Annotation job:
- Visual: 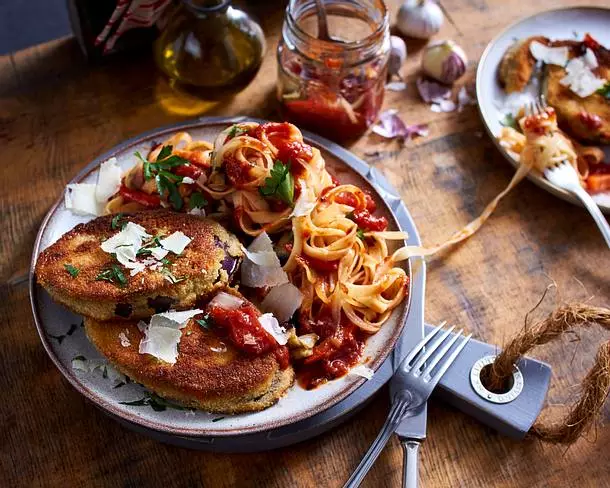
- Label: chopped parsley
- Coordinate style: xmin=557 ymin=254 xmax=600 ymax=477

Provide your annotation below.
xmin=136 ymin=145 xmax=191 ymax=210
xmin=111 ymin=212 xmax=126 ymax=230
xmin=189 ymin=191 xmax=208 ymax=210
xmin=597 ymin=81 xmax=610 ymax=99
xmin=196 ymin=315 xmax=212 ymax=330
xmin=95 ymin=264 xmax=127 ymax=287
xmin=49 ymin=322 xmax=79 ymax=344
xmin=227 ymin=125 xmax=247 ymax=139
xmin=356 ymin=229 xmax=366 ymax=240
xmin=63 ymin=264 xmax=80 ymax=278
xmin=259 ymin=160 xmax=294 ymax=205
xmin=500 ymin=113 xmax=518 ymax=130
xmin=120 ymin=391 xmax=193 ymax=412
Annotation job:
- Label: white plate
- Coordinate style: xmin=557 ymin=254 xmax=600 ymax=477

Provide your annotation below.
xmin=29 ymin=117 xmax=417 ymax=437
xmin=476 ymin=6 xmax=610 ymax=213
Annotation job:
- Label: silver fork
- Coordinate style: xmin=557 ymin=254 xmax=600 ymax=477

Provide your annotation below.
xmin=343 ymin=323 xmax=471 ymax=488
xmin=527 ymin=96 xmax=610 ymax=248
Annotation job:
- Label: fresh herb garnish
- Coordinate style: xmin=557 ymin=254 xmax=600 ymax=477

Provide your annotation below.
xmin=259 ymin=160 xmax=294 ymax=205
xmin=120 ymin=392 xmax=192 ymax=411
xmin=136 ymin=248 xmax=152 ymax=257
xmin=136 ymin=145 xmax=190 ymax=210
xmin=96 ymin=264 xmax=127 ymax=287
xmin=597 ymin=81 xmax=610 ymax=99
xmin=500 ymin=113 xmax=518 ymax=130
xmin=226 ymin=125 xmax=247 ymax=139
xmin=189 ymin=191 xmax=208 ymax=210
xmin=196 ymin=315 xmax=212 ymax=330
xmin=49 ymin=323 xmax=79 ymax=344
xmin=356 ymin=229 xmax=366 ymax=240
xmin=111 ymin=213 xmax=126 ymax=230
xmin=64 ymin=264 xmax=80 ymax=278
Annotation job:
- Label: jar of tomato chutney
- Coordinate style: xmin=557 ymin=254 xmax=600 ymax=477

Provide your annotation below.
xmin=277 ymin=0 xmax=390 ymax=141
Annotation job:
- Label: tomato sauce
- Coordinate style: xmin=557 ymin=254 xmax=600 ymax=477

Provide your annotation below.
xmin=351 ymin=209 xmax=388 ymax=231
xmin=224 ymin=155 xmax=252 ymax=187
xmin=301 ymin=254 xmax=339 ymax=273
xmin=174 ymin=164 xmax=203 ymax=180
xmin=276 ymin=140 xmax=313 ymax=165
xmin=296 ymin=314 xmax=366 ymax=390
xmin=119 ymin=185 xmax=161 ymax=208
xmin=207 ymin=303 xmax=290 ymax=369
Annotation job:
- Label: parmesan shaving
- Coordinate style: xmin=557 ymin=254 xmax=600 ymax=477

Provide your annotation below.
xmin=560 ymin=54 xmax=606 ymax=98
xmin=290 ymin=182 xmax=317 ymax=218
xmin=261 ymin=282 xmax=303 ymax=323
xmin=119 ymin=331 xmax=131 ymax=347
xmin=208 ymin=292 xmax=244 ymax=310
xmin=258 ymin=313 xmax=290 ymax=345
xmin=529 ymin=41 xmax=569 ymax=66
xmin=95 ymin=157 xmax=122 ymax=203
xmin=349 ymin=364 xmax=375 ymax=380
xmin=65 ymin=184 xmax=102 ymax=216
xmin=240 ymin=232 xmax=289 ymax=287
xmin=138 ymin=309 xmax=203 ymax=364
xmin=159 ymin=231 xmax=191 ymax=255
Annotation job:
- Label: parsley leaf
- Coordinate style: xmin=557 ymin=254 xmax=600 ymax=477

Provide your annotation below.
xmin=356 ymin=229 xmax=366 ymax=240
xmin=500 ymin=113 xmax=518 ymax=130
xmin=135 ymin=145 xmax=191 ymax=210
xmin=597 ymin=81 xmax=610 ymax=99
xmin=196 ymin=315 xmax=212 ymax=330
xmin=95 ymin=264 xmax=127 ymax=287
xmin=189 ymin=192 xmax=208 ymax=210
xmin=111 ymin=213 xmax=126 ymax=230
xmin=227 ymin=125 xmax=247 ymax=140
xmin=259 ymin=160 xmax=294 ymax=205
xmin=64 ymin=264 xmax=80 ymax=278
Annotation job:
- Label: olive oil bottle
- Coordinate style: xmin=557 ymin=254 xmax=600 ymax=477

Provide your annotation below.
xmin=154 ymin=0 xmax=265 ymax=99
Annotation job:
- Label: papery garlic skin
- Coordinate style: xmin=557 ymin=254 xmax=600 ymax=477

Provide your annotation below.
xmin=396 ymin=0 xmax=444 ymax=40
xmin=421 ymin=40 xmax=467 ymax=84
xmin=388 ymin=36 xmax=408 ymax=79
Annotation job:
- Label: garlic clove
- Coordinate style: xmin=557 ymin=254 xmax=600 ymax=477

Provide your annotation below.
xmin=396 ymin=0 xmax=444 ymax=40
xmin=388 ymin=35 xmax=408 ymax=79
xmin=421 ymin=40 xmax=468 ymax=85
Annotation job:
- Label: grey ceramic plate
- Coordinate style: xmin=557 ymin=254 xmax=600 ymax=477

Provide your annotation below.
xmin=30 ymin=116 xmax=422 ymax=438
xmin=476 ymin=6 xmax=610 ymax=214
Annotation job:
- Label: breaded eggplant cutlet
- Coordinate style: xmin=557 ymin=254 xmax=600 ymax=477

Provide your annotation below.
xmin=499 ymin=35 xmax=610 ymax=144
xmin=35 ymin=210 xmax=242 ymax=321
xmin=84 ymin=316 xmax=295 ymax=413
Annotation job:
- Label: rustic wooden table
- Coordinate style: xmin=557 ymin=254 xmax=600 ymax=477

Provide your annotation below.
xmin=2 ymin=1 xmax=609 ymax=486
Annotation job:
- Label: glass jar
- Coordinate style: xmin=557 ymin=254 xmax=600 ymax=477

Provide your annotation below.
xmin=154 ymin=0 xmax=265 ymax=99
xmin=277 ymin=0 xmax=390 ymax=141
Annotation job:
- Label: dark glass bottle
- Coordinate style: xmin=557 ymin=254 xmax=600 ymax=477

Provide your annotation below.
xmin=154 ymin=0 xmax=266 ymax=99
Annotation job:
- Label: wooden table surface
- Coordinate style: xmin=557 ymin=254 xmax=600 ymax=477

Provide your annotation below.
xmin=2 ymin=1 xmax=609 ymax=486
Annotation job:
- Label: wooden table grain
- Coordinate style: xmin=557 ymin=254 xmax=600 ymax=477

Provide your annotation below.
xmin=2 ymin=1 xmax=609 ymax=486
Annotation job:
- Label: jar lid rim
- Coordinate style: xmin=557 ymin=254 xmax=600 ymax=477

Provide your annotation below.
xmin=285 ymin=0 xmax=389 ymax=52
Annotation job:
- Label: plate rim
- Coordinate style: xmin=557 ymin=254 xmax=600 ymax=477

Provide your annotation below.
xmin=475 ymin=5 xmax=610 ymax=215
xmin=29 ymin=116 xmax=421 ymax=437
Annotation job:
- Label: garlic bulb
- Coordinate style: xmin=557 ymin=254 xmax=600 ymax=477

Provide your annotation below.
xmin=396 ymin=0 xmax=444 ymax=40
xmin=421 ymin=40 xmax=467 ymax=84
xmin=388 ymin=35 xmax=407 ymax=79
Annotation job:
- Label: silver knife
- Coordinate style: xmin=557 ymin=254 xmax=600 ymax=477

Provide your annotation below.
xmin=390 ymin=257 xmax=426 ymax=488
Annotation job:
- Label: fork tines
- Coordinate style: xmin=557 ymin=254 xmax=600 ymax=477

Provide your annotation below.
xmin=525 ymin=95 xmax=547 ymax=117
xmin=403 ymin=322 xmax=472 ymax=385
